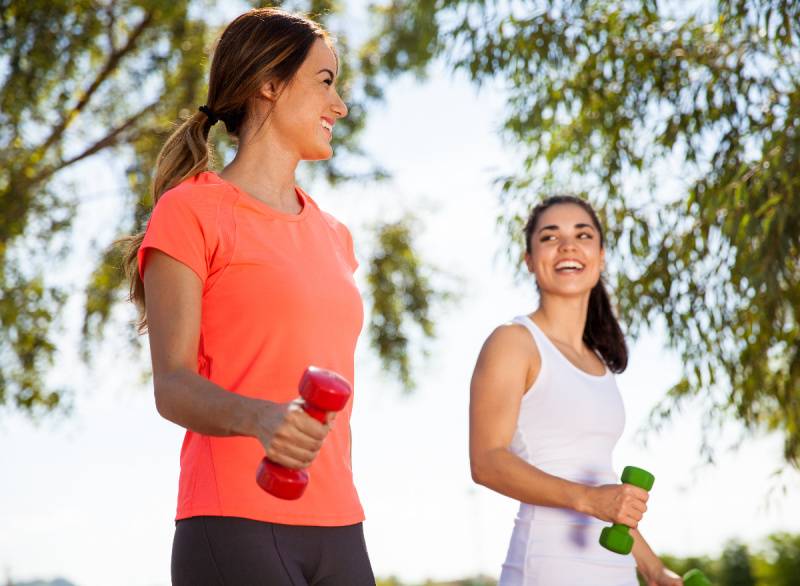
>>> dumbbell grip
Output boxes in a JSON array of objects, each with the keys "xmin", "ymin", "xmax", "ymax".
[
  {"xmin": 255, "ymin": 399, "xmax": 330, "ymax": 500},
  {"xmin": 256, "ymin": 367, "xmax": 352, "ymax": 500},
  {"xmin": 599, "ymin": 466, "xmax": 655, "ymax": 555}
]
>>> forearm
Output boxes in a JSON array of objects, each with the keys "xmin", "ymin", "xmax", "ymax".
[
  {"xmin": 471, "ymin": 448, "xmax": 591, "ymax": 513},
  {"xmin": 631, "ymin": 529, "xmax": 666, "ymax": 582},
  {"xmin": 154, "ymin": 366, "xmax": 276, "ymax": 442}
]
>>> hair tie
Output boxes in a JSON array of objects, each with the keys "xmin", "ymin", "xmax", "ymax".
[{"xmin": 198, "ymin": 105, "xmax": 219, "ymax": 126}]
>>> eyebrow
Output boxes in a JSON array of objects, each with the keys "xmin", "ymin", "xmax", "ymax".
[
  {"xmin": 537, "ymin": 223, "xmax": 595, "ymax": 234},
  {"xmin": 317, "ymin": 68, "xmax": 335, "ymax": 79}
]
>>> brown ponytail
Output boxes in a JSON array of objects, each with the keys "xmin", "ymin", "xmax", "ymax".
[
  {"xmin": 523, "ymin": 195, "xmax": 628, "ymax": 373},
  {"xmin": 117, "ymin": 8, "xmax": 333, "ymax": 333}
]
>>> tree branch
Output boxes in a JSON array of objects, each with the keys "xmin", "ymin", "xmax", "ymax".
[
  {"xmin": 39, "ymin": 10, "xmax": 154, "ymax": 154},
  {"xmin": 31, "ymin": 100, "xmax": 162, "ymax": 188}
]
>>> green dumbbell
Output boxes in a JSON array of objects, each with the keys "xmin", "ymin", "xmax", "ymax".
[
  {"xmin": 683, "ymin": 569, "xmax": 711, "ymax": 586},
  {"xmin": 599, "ymin": 466, "xmax": 655, "ymax": 555}
]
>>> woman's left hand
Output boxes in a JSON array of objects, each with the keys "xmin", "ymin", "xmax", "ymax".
[{"xmin": 644, "ymin": 566, "xmax": 683, "ymax": 586}]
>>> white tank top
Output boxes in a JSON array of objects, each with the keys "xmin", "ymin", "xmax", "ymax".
[
  {"xmin": 509, "ymin": 315, "xmax": 626, "ymax": 522},
  {"xmin": 500, "ymin": 316, "xmax": 637, "ymax": 584},
  {"xmin": 498, "ymin": 316, "xmax": 638, "ymax": 586}
]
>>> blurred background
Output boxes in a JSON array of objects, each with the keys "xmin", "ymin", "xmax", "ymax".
[{"xmin": 1, "ymin": 1, "xmax": 799, "ymax": 585}]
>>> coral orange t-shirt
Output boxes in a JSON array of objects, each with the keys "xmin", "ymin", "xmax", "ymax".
[{"xmin": 138, "ymin": 171, "xmax": 364, "ymax": 526}]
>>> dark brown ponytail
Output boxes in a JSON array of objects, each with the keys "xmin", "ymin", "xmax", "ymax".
[{"xmin": 524, "ymin": 195, "xmax": 628, "ymax": 373}]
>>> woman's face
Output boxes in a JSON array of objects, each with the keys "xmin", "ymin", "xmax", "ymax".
[
  {"xmin": 524, "ymin": 203, "xmax": 605, "ymax": 298},
  {"xmin": 266, "ymin": 38, "xmax": 347, "ymax": 161}
]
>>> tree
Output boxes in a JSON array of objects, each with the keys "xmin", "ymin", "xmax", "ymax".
[
  {"xmin": 0, "ymin": 0, "xmax": 444, "ymax": 416},
  {"xmin": 362, "ymin": 0, "xmax": 800, "ymax": 466},
  {"xmin": 719, "ymin": 540, "xmax": 756, "ymax": 586},
  {"xmin": 761, "ymin": 532, "xmax": 800, "ymax": 586},
  {"xmin": 366, "ymin": 217, "xmax": 442, "ymax": 390}
]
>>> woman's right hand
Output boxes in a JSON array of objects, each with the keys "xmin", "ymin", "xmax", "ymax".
[
  {"xmin": 584, "ymin": 482, "xmax": 649, "ymax": 528},
  {"xmin": 258, "ymin": 399, "xmax": 332, "ymax": 470}
]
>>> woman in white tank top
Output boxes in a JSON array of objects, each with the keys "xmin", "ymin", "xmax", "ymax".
[{"xmin": 469, "ymin": 196, "xmax": 682, "ymax": 586}]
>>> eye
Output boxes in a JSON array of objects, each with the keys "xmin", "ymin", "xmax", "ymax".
[
  {"xmin": 323, "ymin": 77, "xmax": 333, "ymax": 86},
  {"xmin": 578, "ymin": 232, "xmax": 593, "ymax": 239},
  {"xmin": 539, "ymin": 234, "xmax": 556, "ymax": 242}
]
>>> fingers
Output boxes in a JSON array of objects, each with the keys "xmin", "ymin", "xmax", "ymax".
[
  {"xmin": 615, "ymin": 484, "xmax": 649, "ymax": 527},
  {"xmin": 286, "ymin": 399, "xmax": 332, "ymax": 441},
  {"xmin": 590, "ymin": 483, "xmax": 650, "ymax": 527},
  {"xmin": 265, "ymin": 435, "xmax": 321, "ymax": 470},
  {"xmin": 262, "ymin": 399, "xmax": 333, "ymax": 470},
  {"xmin": 323, "ymin": 410, "xmax": 338, "ymax": 426}
]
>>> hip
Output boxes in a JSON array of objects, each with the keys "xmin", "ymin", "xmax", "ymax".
[{"xmin": 501, "ymin": 514, "xmax": 637, "ymax": 585}]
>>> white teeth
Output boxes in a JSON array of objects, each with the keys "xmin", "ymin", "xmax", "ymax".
[
  {"xmin": 320, "ymin": 119, "xmax": 332, "ymax": 131},
  {"xmin": 555, "ymin": 260, "xmax": 584, "ymax": 270}
]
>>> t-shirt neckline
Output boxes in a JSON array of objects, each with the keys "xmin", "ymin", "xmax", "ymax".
[{"xmin": 203, "ymin": 171, "xmax": 310, "ymax": 222}]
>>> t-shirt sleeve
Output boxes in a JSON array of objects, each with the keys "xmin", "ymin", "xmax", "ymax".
[
  {"xmin": 138, "ymin": 188, "xmax": 218, "ymax": 282},
  {"xmin": 338, "ymin": 222, "xmax": 359, "ymax": 273},
  {"xmin": 321, "ymin": 211, "xmax": 358, "ymax": 273}
]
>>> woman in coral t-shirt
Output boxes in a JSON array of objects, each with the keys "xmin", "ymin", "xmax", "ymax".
[{"xmin": 117, "ymin": 8, "xmax": 373, "ymax": 585}]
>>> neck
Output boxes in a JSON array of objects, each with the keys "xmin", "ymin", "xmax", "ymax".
[
  {"xmin": 218, "ymin": 125, "xmax": 302, "ymax": 213},
  {"xmin": 531, "ymin": 293, "xmax": 590, "ymax": 351}
]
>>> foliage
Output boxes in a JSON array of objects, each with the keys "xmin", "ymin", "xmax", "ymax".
[
  {"xmin": 759, "ymin": 533, "xmax": 800, "ymax": 586},
  {"xmin": 380, "ymin": 535, "xmax": 799, "ymax": 586},
  {"xmin": 0, "ymin": 0, "xmax": 438, "ymax": 416},
  {"xmin": 719, "ymin": 540, "xmax": 757, "ymax": 586},
  {"xmin": 638, "ymin": 533, "xmax": 800, "ymax": 586},
  {"xmin": 363, "ymin": 0, "xmax": 800, "ymax": 466},
  {"xmin": 647, "ymin": 554, "xmax": 716, "ymax": 584},
  {"xmin": 1, "ymin": 0, "xmax": 207, "ymax": 414},
  {"xmin": 365, "ymin": 216, "xmax": 453, "ymax": 391}
]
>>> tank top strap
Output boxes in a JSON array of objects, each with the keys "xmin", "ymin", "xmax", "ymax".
[
  {"xmin": 511, "ymin": 314, "xmax": 611, "ymax": 380},
  {"xmin": 511, "ymin": 315, "xmax": 559, "ymax": 365}
]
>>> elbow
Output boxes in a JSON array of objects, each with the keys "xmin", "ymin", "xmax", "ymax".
[
  {"xmin": 153, "ymin": 385, "xmax": 169, "ymax": 420},
  {"xmin": 470, "ymin": 456, "xmax": 493, "ymax": 488},
  {"xmin": 153, "ymin": 376, "xmax": 176, "ymax": 422},
  {"xmin": 470, "ymin": 445, "xmax": 510, "ymax": 489}
]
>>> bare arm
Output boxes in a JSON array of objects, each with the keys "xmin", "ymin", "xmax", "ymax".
[
  {"xmin": 143, "ymin": 249, "xmax": 330, "ymax": 470},
  {"xmin": 469, "ymin": 324, "xmax": 648, "ymax": 525},
  {"xmin": 632, "ymin": 529, "xmax": 683, "ymax": 585}
]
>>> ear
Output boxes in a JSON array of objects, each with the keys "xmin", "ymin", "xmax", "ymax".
[
  {"xmin": 258, "ymin": 79, "xmax": 282, "ymax": 102},
  {"xmin": 600, "ymin": 247, "xmax": 606, "ymax": 271},
  {"xmin": 524, "ymin": 251, "xmax": 535, "ymax": 274}
]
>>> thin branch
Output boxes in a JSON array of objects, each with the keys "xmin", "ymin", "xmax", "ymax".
[
  {"xmin": 30, "ymin": 100, "xmax": 161, "ymax": 187},
  {"xmin": 39, "ymin": 10, "xmax": 155, "ymax": 154},
  {"xmin": 106, "ymin": 2, "xmax": 119, "ymax": 53}
]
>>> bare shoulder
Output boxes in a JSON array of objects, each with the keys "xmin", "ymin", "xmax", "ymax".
[
  {"xmin": 480, "ymin": 321, "xmax": 539, "ymax": 361},
  {"xmin": 473, "ymin": 321, "xmax": 541, "ymax": 392}
]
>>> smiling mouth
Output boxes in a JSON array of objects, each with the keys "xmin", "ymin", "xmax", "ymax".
[
  {"xmin": 554, "ymin": 260, "xmax": 585, "ymax": 273},
  {"xmin": 320, "ymin": 119, "xmax": 333, "ymax": 132}
]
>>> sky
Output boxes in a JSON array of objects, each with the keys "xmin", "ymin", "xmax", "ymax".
[{"xmin": 3, "ymin": 4, "xmax": 800, "ymax": 586}]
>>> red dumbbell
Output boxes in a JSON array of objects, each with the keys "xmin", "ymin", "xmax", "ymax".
[{"xmin": 256, "ymin": 366, "xmax": 352, "ymax": 500}]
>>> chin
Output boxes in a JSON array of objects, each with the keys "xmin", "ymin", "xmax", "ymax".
[{"xmin": 303, "ymin": 146, "xmax": 334, "ymax": 162}]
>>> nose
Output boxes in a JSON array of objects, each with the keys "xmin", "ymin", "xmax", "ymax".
[
  {"xmin": 558, "ymin": 236, "xmax": 577, "ymax": 251},
  {"xmin": 332, "ymin": 89, "xmax": 347, "ymax": 119}
]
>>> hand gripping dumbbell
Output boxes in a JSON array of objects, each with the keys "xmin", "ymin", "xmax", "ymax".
[
  {"xmin": 599, "ymin": 466, "xmax": 655, "ymax": 554},
  {"xmin": 683, "ymin": 569, "xmax": 712, "ymax": 586},
  {"xmin": 256, "ymin": 366, "xmax": 352, "ymax": 500}
]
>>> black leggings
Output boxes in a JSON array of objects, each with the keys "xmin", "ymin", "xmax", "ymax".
[{"xmin": 171, "ymin": 516, "xmax": 375, "ymax": 586}]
